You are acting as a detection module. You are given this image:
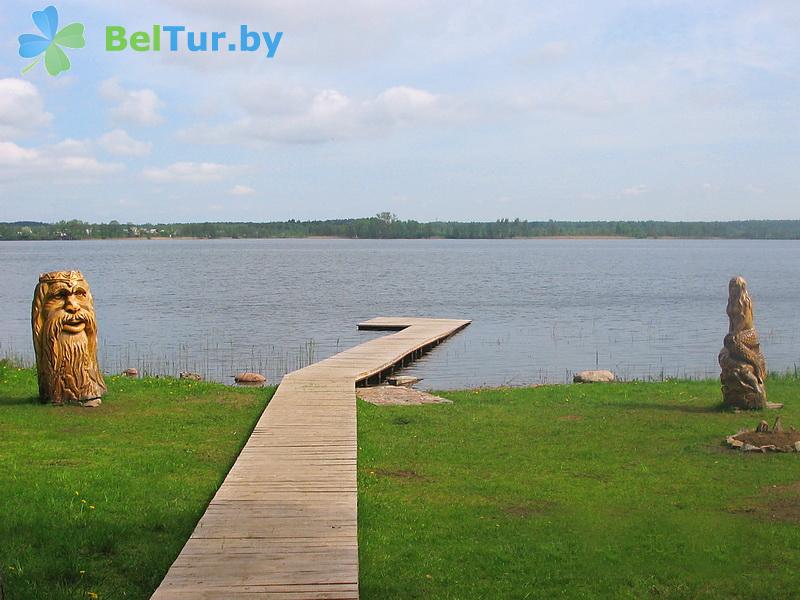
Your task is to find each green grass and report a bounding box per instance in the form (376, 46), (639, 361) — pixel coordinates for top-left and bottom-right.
(358, 377), (800, 599)
(4, 362), (800, 599)
(0, 361), (273, 599)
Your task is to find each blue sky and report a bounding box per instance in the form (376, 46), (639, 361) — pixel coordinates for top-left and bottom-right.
(0, 0), (798, 222)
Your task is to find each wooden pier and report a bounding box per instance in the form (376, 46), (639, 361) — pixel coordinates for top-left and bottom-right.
(152, 317), (470, 599)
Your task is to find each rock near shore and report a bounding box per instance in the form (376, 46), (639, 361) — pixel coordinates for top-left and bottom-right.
(573, 370), (616, 383)
(234, 372), (267, 385)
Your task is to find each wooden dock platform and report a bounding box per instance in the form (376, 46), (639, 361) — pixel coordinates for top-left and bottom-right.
(151, 317), (470, 599)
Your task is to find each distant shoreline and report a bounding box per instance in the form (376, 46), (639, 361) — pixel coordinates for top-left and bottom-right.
(11, 235), (630, 241)
(2, 234), (793, 241)
(4, 217), (800, 241)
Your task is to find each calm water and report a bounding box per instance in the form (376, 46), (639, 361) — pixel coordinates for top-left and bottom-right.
(2, 239), (799, 389)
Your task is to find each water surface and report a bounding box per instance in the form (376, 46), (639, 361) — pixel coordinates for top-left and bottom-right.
(3, 239), (799, 388)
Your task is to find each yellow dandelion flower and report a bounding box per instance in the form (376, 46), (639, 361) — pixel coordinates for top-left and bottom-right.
(81, 499), (87, 504)
(89, 505), (95, 509)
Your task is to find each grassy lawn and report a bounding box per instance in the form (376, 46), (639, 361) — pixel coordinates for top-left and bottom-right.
(358, 377), (800, 599)
(3, 361), (800, 599)
(0, 362), (273, 599)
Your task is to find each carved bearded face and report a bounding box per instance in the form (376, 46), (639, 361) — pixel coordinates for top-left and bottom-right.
(32, 271), (106, 404)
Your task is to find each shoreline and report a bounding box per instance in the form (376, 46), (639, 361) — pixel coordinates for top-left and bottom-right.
(2, 234), (793, 242)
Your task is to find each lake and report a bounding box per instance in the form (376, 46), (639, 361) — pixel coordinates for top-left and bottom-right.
(2, 239), (799, 389)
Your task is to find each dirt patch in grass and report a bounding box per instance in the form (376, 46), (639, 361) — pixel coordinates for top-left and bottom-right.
(358, 385), (452, 406)
(44, 459), (81, 466)
(766, 481), (800, 494)
(730, 481), (800, 524)
(733, 431), (800, 447)
(758, 498), (800, 523)
(370, 468), (430, 482)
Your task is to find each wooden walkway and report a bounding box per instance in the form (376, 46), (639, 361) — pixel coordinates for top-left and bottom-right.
(152, 317), (470, 599)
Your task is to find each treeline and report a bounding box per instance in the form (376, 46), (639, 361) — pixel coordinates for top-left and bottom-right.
(3, 215), (800, 240)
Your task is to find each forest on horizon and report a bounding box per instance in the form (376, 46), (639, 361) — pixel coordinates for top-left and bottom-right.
(3, 214), (800, 240)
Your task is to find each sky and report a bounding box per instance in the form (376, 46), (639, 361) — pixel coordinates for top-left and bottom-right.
(0, 0), (798, 223)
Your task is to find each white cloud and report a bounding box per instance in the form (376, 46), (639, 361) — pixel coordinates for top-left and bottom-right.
(373, 86), (440, 122)
(0, 141), (39, 165)
(98, 129), (152, 156)
(100, 79), (165, 126)
(142, 161), (244, 183)
(0, 139), (122, 181)
(0, 78), (52, 139)
(49, 138), (93, 156)
(0, 81), (120, 184)
(622, 185), (649, 197)
(229, 184), (255, 195)
(57, 156), (124, 175)
(182, 84), (458, 144)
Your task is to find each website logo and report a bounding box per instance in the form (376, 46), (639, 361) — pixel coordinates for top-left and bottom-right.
(16, 6), (281, 75)
(19, 5), (85, 76)
(105, 26), (282, 57)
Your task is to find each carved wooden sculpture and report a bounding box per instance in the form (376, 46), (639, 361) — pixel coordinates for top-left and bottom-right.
(718, 276), (767, 409)
(32, 271), (106, 404)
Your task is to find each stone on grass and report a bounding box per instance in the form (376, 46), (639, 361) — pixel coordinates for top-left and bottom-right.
(81, 399), (102, 408)
(573, 370), (615, 383)
(234, 372), (267, 384)
(122, 368), (138, 377)
(180, 371), (203, 381)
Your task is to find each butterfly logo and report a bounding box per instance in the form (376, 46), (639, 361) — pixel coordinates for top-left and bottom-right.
(19, 6), (85, 76)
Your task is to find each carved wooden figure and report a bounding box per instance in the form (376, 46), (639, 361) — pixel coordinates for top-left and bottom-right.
(718, 276), (767, 409)
(32, 271), (106, 404)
